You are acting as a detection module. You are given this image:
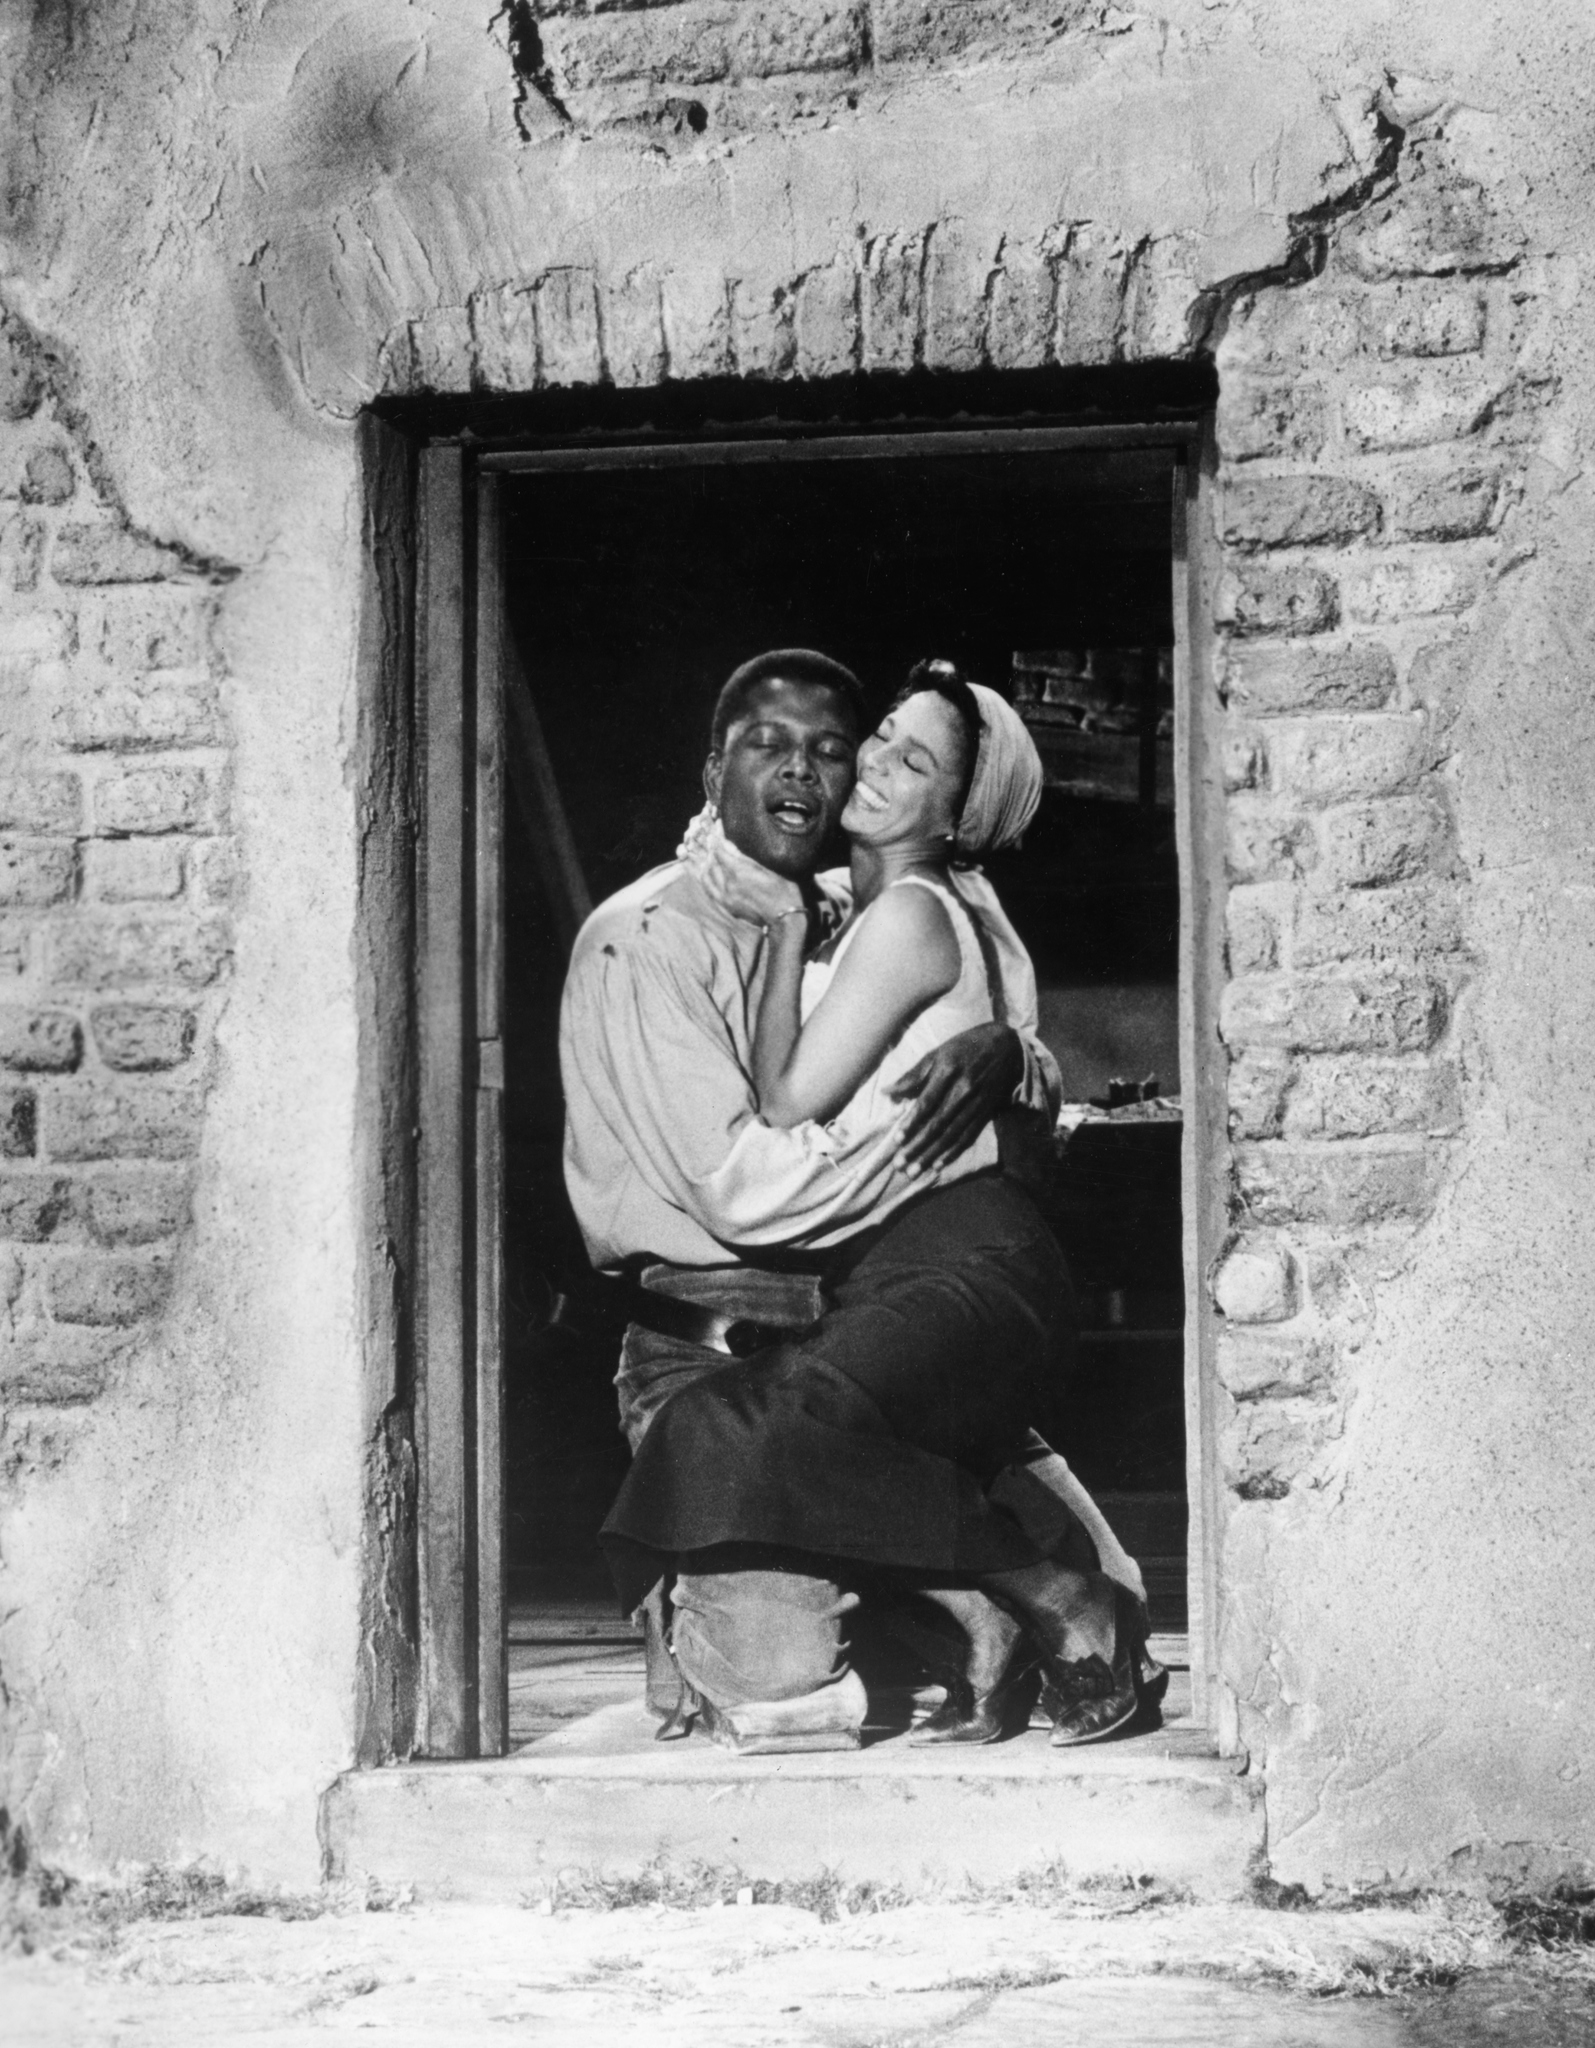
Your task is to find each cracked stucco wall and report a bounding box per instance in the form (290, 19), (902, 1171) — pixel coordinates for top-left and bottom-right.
(0, 0), (1591, 1887)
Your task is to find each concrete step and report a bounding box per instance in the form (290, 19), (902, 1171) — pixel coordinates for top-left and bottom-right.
(324, 1691), (1262, 1902)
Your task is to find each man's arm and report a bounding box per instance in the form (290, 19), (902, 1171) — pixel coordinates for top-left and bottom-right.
(886, 1020), (1061, 1169)
(562, 930), (926, 1253)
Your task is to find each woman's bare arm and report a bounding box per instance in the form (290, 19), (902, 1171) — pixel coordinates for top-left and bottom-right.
(754, 885), (960, 1128)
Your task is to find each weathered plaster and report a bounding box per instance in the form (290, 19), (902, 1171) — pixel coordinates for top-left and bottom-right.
(0, 0), (1592, 1887)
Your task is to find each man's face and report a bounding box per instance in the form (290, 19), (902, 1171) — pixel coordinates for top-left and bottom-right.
(705, 677), (859, 880)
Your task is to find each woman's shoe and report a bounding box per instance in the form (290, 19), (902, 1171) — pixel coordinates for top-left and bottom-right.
(909, 1590), (1038, 1746)
(912, 1650), (1040, 1744)
(1040, 1643), (1139, 1746)
(1040, 1584), (1151, 1747)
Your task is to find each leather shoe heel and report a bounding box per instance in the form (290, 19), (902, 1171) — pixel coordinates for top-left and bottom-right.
(1043, 1586), (1146, 1748)
(912, 1656), (1039, 1746)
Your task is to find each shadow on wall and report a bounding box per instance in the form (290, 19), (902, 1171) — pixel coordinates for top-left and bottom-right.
(1040, 983), (1180, 1104)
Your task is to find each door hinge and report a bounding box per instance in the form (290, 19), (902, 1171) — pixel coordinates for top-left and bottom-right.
(476, 1038), (505, 1091)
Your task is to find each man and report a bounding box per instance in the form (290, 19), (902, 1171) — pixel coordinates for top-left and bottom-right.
(560, 649), (1128, 1749)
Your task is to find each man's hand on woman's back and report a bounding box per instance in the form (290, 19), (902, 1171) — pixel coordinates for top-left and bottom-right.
(888, 1022), (1024, 1170)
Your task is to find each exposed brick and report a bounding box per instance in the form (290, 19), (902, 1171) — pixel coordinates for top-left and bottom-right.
(21, 445), (75, 506)
(1234, 1140), (1444, 1227)
(95, 585), (208, 670)
(1405, 634), (1472, 737)
(51, 522), (186, 585)
(1221, 1393), (1338, 1497)
(1344, 551), (1485, 624)
(0, 838), (76, 908)
(60, 673), (221, 752)
(1342, 376), (1497, 452)
(1293, 883), (1465, 968)
(1225, 797), (1315, 884)
(0, 608), (74, 670)
(42, 1080), (206, 1162)
(1054, 227), (1129, 368)
(602, 269), (668, 389)
(1220, 475), (1379, 551)
(0, 1171), (72, 1241)
(1265, 714), (1431, 806)
(1340, 180), (1522, 282)
(987, 243), (1055, 371)
(661, 268), (731, 380)
(1120, 236), (1200, 360)
(1216, 1329), (1332, 1400)
(873, 0), (1095, 63)
(466, 284), (538, 393)
(0, 316), (45, 421)
(794, 259), (858, 379)
(732, 0), (864, 76)
(0, 925), (29, 980)
(923, 224), (999, 373)
(730, 277), (797, 380)
(1219, 286), (1360, 371)
(188, 837), (236, 905)
(1384, 465), (1503, 542)
(1216, 380), (1329, 463)
(1, 1086), (36, 1157)
(1283, 1054), (1462, 1141)
(861, 233), (926, 373)
(2, 512), (44, 592)
(1316, 795), (1452, 888)
(1221, 725), (1262, 793)
(534, 270), (604, 387)
(1362, 281), (1487, 359)
(90, 1004), (196, 1073)
(1218, 564), (1338, 638)
(1221, 639), (1396, 717)
(1213, 1238), (1299, 1324)
(1226, 886), (1281, 975)
(1227, 1047), (1292, 1140)
(0, 1324), (126, 1404)
(1220, 968), (1444, 1055)
(48, 914), (231, 991)
(81, 1166), (193, 1245)
(47, 1249), (171, 1326)
(0, 1009), (81, 1073)
(541, 7), (733, 90)
(82, 837), (186, 903)
(0, 1243), (21, 1303)
(92, 763), (220, 836)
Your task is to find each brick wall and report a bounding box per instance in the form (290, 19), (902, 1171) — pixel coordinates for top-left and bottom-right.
(0, 314), (234, 1407)
(1206, 140), (1535, 1515)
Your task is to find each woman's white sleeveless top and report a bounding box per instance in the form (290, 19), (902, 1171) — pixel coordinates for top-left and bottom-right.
(798, 873), (1001, 1177)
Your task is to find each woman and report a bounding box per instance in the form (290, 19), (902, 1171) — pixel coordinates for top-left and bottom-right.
(602, 662), (1161, 1746)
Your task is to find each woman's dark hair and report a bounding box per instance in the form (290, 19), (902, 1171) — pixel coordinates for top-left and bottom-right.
(710, 648), (867, 750)
(894, 658), (982, 819)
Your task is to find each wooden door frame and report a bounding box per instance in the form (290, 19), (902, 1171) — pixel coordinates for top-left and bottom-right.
(400, 414), (1224, 1758)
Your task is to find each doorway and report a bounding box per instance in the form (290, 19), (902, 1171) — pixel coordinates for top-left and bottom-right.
(397, 399), (1220, 1758)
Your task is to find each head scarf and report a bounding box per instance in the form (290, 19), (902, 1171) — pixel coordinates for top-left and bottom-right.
(954, 682), (1044, 856)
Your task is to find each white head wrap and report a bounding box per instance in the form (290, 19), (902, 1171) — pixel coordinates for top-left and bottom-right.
(954, 682), (1045, 856)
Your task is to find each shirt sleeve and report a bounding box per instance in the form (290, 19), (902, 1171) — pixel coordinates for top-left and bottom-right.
(562, 930), (923, 1254)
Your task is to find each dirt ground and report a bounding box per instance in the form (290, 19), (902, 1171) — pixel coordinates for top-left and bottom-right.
(4, 1872), (1594, 2046)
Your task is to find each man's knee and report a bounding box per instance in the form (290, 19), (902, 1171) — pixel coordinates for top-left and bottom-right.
(670, 1567), (857, 1707)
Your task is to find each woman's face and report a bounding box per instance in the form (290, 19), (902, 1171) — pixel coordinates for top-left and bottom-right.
(841, 690), (968, 849)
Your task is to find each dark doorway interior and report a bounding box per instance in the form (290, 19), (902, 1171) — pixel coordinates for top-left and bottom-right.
(500, 443), (1186, 1626)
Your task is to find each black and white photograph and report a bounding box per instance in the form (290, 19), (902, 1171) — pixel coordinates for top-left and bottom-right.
(1, 3), (1592, 2042)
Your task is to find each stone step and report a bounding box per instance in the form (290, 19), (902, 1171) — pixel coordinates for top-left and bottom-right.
(323, 1696), (1262, 1903)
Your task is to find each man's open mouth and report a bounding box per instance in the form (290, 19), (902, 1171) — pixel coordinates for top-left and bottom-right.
(768, 797), (821, 833)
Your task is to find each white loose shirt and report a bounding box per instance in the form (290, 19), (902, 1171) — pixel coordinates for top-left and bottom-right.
(558, 859), (1058, 1273)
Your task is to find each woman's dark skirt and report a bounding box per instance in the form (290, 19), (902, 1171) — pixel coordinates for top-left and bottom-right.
(600, 1172), (1076, 1613)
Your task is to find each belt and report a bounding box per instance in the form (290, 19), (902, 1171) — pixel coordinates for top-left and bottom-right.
(626, 1284), (813, 1359)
